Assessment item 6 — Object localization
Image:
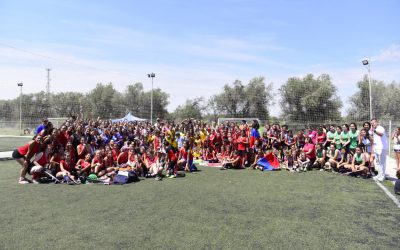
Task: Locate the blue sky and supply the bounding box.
[0,0,399,115]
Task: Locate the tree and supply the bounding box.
[348,76,400,121]
[87,83,118,118]
[279,74,342,123]
[209,77,273,120]
[123,83,144,117]
[172,97,204,121]
[52,92,85,118]
[141,88,170,119]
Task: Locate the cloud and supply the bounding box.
[372,43,400,62]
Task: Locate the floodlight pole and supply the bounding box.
[17,83,23,133]
[362,59,373,120]
[147,72,155,124]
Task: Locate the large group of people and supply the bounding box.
[11,116,393,185]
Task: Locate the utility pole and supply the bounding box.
[147,72,156,124]
[362,60,373,119]
[46,68,51,117]
[46,68,51,99]
[17,83,23,133]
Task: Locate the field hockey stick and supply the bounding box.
[65,173,79,185]
[42,169,61,183]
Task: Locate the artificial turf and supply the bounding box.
[0,161,399,250]
[0,136,31,152]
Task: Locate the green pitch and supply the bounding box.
[0,161,399,249]
[0,136,31,152]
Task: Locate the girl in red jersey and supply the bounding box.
[103,150,117,173]
[164,141,178,178]
[65,141,76,165]
[76,153,92,178]
[220,150,242,170]
[57,152,77,182]
[30,144,52,184]
[117,147,129,166]
[76,137,88,160]
[145,149,162,180]
[91,150,105,177]
[236,130,248,167]
[12,135,43,184]
[109,140,120,162]
[177,141,193,172]
[203,147,218,163]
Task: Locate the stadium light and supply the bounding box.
[147,72,156,124]
[362,59,372,119]
[17,82,23,133]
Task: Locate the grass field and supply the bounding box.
[0,136,32,152]
[0,161,399,250]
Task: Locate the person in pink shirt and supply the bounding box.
[303,137,316,168]
[306,127,317,145]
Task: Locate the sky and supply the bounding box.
[0,0,399,116]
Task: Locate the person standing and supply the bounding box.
[371,118,388,182]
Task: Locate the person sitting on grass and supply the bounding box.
[30,145,52,184]
[394,169,400,195]
[76,153,92,179]
[165,141,178,178]
[116,146,129,167]
[203,147,218,163]
[324,144,340,172]
[103,150,117,173]
[297,152,310,172]
[91,150,106,177]
[220,150,242,170]
[177,141,193,172]
[48,146,62,176]
[340,148,354,173]
[57,152,77,183]
[283,150,298,172]
[313,143,326,170]
[144,149,163,181]
[250,150,265,171]
[12,135,43,184]
[349,146,368,178]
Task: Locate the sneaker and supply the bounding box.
[18,178,30,184]
[319,169,324,172]
[303,168,307,172]
[220,167,227,170]
[155,176,162,181]
[168,174,176,179]
[32,179,40,184]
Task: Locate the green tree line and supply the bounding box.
[0,74,399,125]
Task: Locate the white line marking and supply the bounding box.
[0,135,32,138]
[374,179,400,208]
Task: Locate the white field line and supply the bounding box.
[373,179,400,208]
[0,135,32,138]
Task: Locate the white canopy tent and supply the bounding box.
[111,113,147,123]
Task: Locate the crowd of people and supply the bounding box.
[11,116,394,186]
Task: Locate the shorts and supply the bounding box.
[12,149,25,159]
[238,150,245,157]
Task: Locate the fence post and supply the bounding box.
[388,120,392,156]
